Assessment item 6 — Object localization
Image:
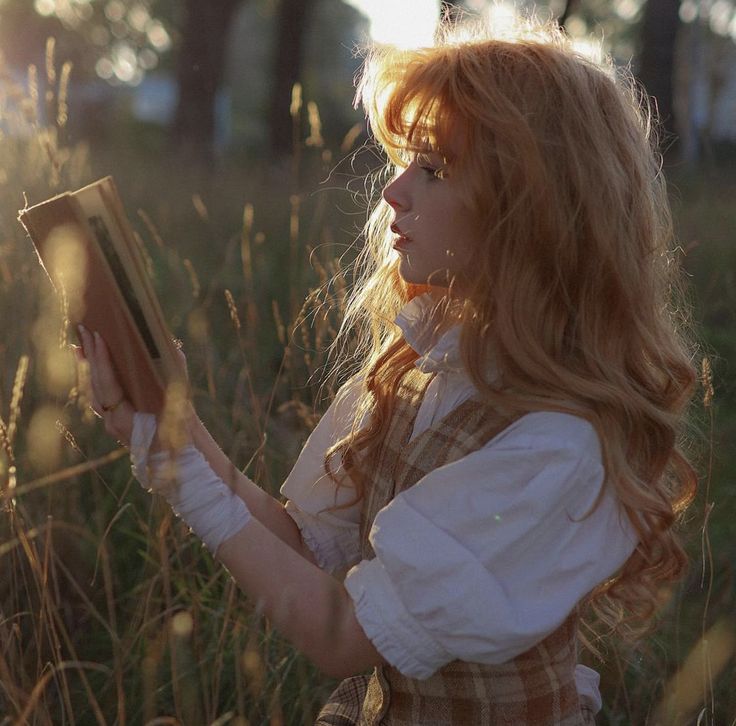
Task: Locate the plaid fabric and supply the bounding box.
[316,368,593,725]
[316,675,370,725]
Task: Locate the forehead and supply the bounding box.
[391,112,467,165]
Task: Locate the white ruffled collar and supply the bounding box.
[394,294,464,374]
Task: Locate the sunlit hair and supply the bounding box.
[325,17,698,648]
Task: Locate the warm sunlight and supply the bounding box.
[345,0,441,47]
[484,1,519,37]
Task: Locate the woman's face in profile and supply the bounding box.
[383,146,481,292]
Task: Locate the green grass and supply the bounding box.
[1,66,734,725]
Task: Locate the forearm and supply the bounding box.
[140,416,382,678]
[79,330,372,672]
[189,413,315,564]
[217,517,385,679]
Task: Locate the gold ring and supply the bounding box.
[101,394,125,413]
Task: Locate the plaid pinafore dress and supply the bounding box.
[316,368,597,725]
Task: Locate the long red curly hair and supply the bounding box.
[325,18,698,648]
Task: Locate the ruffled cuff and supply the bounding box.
[284,500,360,575]
[129,413,251,554]
[344,557,450,680]
[130,412,158,489]
[574,664,602,714]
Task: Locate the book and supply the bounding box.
[19,176,182,413]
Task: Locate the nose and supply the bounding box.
[383,168,409,210]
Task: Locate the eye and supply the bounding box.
[415,152,448,179]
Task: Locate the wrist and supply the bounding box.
[103,400,135,446]
[130,413,251,553]
[144,445,253,553]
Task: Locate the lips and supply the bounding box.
[391,223,411,242]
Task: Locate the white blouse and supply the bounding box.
[280,294,639,711]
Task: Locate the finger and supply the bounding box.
[82,330,105,405]
[75,356,100,415]
[76,327,131,419]
[174,345,189,381]
[93,331,122,388]
[77,324,95,359]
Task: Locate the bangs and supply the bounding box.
[356,47,467,168]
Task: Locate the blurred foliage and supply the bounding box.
[0,0,176,83]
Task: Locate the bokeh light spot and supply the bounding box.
[75,2,93,21]
[679,0,698,23]
[565,15,588,37]
[44,347,75,396]
[171,611,193,637]
[146,20,172,52]
[105,0,125,23]
[709,0,733,35]
[614,0,642,21]
[34,0,55,17]
[112,43,138,83]
[96,57,114,80]
[27,405,64,473]
[128,3,150,33]
[187,308,209,344]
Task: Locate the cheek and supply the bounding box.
[454,212,483,264]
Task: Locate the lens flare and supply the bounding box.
[46,224,88,321]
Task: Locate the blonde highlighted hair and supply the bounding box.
[327,18,698,647]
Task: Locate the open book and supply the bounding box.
[19,177,182,413]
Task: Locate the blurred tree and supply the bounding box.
[269,0,317,157]
[637,0,681,151]
[172,0,243,163]
[557,0,580,28]
[155,0,320,160]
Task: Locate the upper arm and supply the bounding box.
[343,413,639,675]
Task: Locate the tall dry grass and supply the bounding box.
[0,45,734,725]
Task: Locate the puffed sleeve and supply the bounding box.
[342,412,639,679]
[280,376,364,574]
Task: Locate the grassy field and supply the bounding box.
[0,68,734,725]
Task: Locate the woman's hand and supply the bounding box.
[75,324,135,446]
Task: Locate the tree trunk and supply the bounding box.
[172,0,242,164]
[557,0,580,29]
[269,0,316,158]
[637,0,680,153]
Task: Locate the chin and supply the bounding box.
[398,261,448,288]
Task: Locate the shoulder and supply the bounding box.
[444,411,605,519]
[491,410,602,461]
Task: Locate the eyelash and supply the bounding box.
[422,167,445,180]
[415,156,447,180]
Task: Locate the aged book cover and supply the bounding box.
[19,177,181,413]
